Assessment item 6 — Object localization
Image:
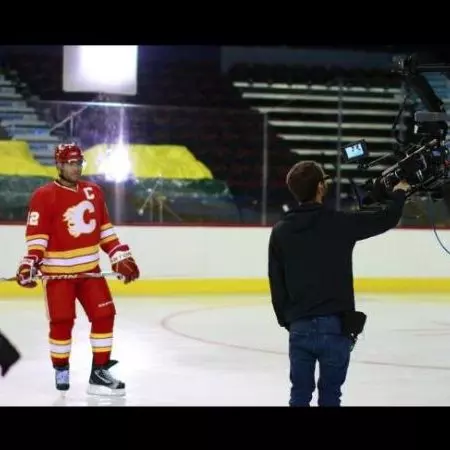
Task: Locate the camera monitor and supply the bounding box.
[342,140,369,163]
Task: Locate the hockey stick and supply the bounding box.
[0,271,120,282]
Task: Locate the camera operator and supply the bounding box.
[268,160,409,407]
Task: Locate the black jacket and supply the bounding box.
[268,191,406,328]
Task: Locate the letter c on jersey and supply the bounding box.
[63,200,96,238]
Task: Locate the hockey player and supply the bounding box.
[15,143,140,396]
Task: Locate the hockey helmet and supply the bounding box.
[54,143,84,165]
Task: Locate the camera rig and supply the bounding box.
[341,54,450,209]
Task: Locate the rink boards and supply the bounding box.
[1,224,450,297]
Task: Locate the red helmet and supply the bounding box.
[54,143,84,164]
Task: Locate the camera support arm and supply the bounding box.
[402,72,445,113]
[393,54,450,114]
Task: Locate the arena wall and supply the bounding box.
[1,225,449,297]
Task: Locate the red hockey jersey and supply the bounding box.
[24,180,121,275]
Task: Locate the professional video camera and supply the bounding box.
[341,53,450,209]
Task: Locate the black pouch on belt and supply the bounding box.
[339,311,367,348]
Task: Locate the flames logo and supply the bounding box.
[63,200,96,238]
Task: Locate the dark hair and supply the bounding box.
[286,161,325,203]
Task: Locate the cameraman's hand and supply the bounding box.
[393,180,411,193]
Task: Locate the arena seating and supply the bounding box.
[0,51,297,222]
[227,63,416,205]
[0,71,60,157]
[0,140,242,224]
[4,49,450,224]
[1,52,243,108]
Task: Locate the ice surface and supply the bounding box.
[1,293,449,406]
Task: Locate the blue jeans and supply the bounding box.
[288,315,352,407]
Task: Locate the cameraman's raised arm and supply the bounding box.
[342,180,409,241]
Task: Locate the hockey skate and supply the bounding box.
[54,365,70,392]
[87,359,125,397]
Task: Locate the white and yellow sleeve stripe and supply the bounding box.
[100,223,118,246]
[26,233,49,253]
[90,332,113,353]
[41,245,100,274]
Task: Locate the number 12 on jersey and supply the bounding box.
[27,211,40,226]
